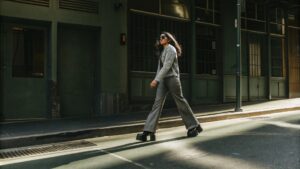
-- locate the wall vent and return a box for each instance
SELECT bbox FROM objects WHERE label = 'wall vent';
[59,0,99,14]
[5,0,49,7]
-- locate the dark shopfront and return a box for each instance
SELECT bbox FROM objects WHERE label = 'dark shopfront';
[127,0,300,105]
[0,0,299,121]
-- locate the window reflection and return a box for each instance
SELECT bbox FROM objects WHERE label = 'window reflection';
[269,8,285,35]
[271,37,285,77]
[288,8,300,27]
[195,0,220,24]
[12,27,45,78]
[128,0,189,19]
[161,0,189,19]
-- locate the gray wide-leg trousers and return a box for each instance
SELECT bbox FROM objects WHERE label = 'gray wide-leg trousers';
[144,77,200,133]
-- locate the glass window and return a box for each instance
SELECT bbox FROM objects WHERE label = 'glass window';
[243,1,266,32]
[269,8,284,24]
[129,13,190,73]
[271,37,285,77]
[195,0,220,24]
[129,13,157,72]
[214,0,220,11]
[248,35,264,77]
[12,27,45,78]
[270,23,285,34]
[128,0,190,19]
[257,3,265,20]
[246,1,256,19]
[288,8,300,27]
[246,20,265,32]
[196,25,218,75]
[196,9,214,23]
[128,0,159,13]
[159,18,190,73]
[269,8,285,35]
[195,0,207,8]
[161,0,190,19]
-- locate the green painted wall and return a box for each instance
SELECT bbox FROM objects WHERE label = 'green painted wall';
[221,0,237,76]
[0,0,128,118]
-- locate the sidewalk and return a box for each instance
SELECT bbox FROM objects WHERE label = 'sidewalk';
[1,98,300,149]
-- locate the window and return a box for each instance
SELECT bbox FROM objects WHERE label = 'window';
[128,0,159,13]
[129,14,157,72]
[129,13,190,73]
[194,0,220,75]
[161,0,190,19]
[271,37,285,77]
[195,0,220,24]
[160,18,190,73]
[128,0,189,19]
[269,8,285,35]
[241,1,266,32]
[246,33,266,77]
[288,8,300,27]
[249,40,262,77]
[12,27,45,78]
[196,25,218,75]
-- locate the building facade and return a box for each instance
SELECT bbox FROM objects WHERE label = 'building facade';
[0,0,299,121]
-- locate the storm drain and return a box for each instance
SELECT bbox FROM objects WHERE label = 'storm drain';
[248,116,271,120]
[0,140,96,159]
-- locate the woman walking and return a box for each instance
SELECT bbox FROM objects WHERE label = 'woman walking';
[136,32,203,142]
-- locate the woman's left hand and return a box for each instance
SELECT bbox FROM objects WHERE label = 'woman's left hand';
[150,80,158,88]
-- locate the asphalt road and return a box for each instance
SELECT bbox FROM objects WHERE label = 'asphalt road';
[1,110,299,169]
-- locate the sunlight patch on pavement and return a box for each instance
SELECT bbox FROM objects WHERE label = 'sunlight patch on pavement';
[52,147,151,169]
[158,139,266,169]
[1,111,299,168]
[262,121,300,130]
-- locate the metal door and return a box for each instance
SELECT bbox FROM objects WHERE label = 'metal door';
[1,23,48,120]
[58,24,98,117]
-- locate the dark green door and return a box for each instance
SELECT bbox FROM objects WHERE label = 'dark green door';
[58,25,98,118]
[1,23,48,120]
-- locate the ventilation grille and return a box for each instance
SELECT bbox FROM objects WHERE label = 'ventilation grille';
[5,0,49,7]
[0,140,96,159]
[59,0,99,14]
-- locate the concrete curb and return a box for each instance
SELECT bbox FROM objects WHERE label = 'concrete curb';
[1,107,300,149]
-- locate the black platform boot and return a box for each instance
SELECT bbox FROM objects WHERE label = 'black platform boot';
[136,131,156,142]
[187,125,203,137]
[196,125,203,133]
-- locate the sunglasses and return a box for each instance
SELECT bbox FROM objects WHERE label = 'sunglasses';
[160,35,167,40]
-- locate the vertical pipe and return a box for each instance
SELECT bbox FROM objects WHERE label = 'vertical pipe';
[189,0,196,103]
[235,0,242,112]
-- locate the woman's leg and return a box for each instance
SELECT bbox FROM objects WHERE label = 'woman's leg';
[166,77,200,130]
[143,80,169,133]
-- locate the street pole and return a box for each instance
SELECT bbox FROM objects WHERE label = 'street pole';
[235,0,243,112]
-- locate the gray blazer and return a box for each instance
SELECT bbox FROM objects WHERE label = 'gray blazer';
[154,44,180,82]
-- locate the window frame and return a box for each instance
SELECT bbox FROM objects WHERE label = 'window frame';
[128,11,191,73]
[10,24,48,78]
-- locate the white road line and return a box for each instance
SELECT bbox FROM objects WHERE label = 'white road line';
[96,148,151,169]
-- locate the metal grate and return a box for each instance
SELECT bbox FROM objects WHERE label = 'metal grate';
[59,0,99,14]
[5,0,50,7]
[0,140,96,159]
[248,116,271,120]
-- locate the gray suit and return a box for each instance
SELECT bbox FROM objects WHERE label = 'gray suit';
[144,44,200,132]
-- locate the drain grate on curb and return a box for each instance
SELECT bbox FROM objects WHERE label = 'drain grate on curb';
[248,116,271,120]
[0,140,96,159]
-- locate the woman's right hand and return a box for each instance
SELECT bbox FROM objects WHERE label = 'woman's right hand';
[150,80,158,89]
